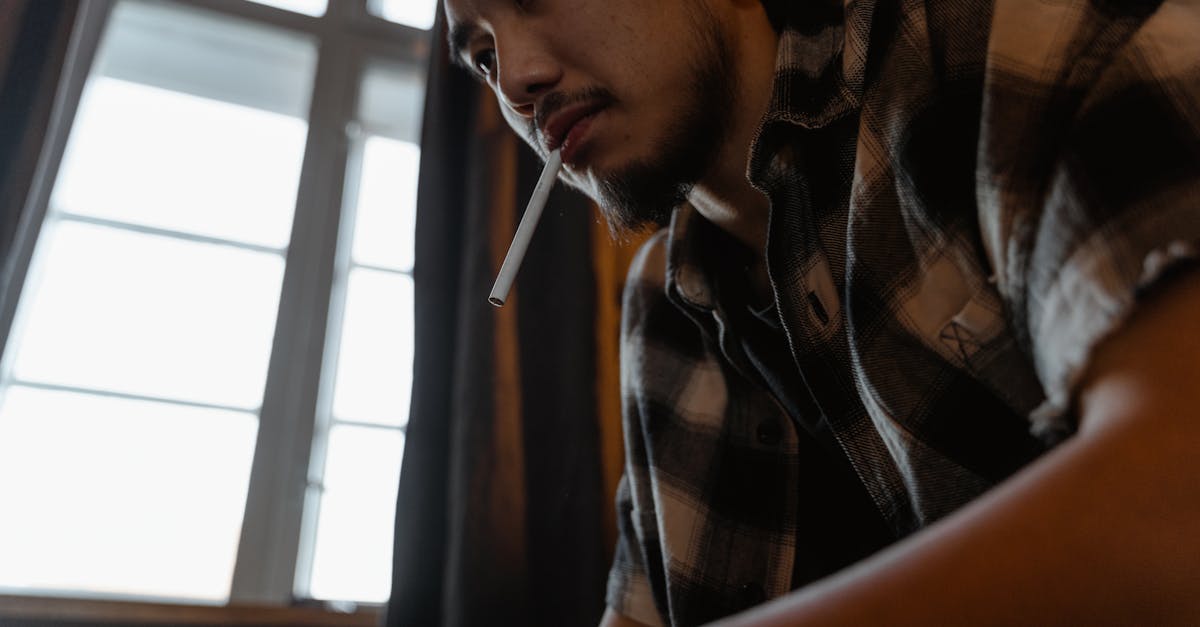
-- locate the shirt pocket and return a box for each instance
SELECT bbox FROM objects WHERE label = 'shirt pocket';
[898,250,1045,418]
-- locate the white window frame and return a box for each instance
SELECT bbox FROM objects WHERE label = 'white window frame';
[0,0,430,607]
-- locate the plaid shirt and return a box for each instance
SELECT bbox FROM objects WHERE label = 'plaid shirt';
[606,0,1200,625]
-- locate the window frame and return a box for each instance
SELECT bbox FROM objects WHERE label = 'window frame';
[0,0,431,609]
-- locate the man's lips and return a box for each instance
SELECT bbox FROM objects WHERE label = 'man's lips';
[541,100,609,156]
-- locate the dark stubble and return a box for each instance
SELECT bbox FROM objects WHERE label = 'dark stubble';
[525,7,739,238]
[596,8,739,237]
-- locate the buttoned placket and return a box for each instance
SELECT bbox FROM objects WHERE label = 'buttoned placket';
[669,255,801,601]
[751,129,917,534]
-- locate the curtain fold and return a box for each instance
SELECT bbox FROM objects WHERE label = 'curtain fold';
[387,8,636,626]
[0,0,78,270]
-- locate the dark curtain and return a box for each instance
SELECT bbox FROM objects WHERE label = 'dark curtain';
[386,8,635,627]
[0,0,78,271]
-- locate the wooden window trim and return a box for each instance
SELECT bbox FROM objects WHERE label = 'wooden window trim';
[0,594,382,626]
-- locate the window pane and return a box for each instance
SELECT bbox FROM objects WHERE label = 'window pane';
[98,0,317,119]
[0,386,258,602]
[358,62,425,144]
[11,221,284,409]
[308,425,404,602]
[351,138,419,271]
[331,270,413,427]
[53,77,307,249]
[244,0,327,16]
[374,0,438,30]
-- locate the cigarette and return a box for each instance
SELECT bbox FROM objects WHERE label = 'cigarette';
[488,149,563,307]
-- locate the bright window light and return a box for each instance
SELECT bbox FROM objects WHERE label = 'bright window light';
[331,270,414,427]
[307,425,405,602]
[0,387,258,601]
[376,0,438,30]
[358,62,425,144]
[351,138,419,271]
[244,0,327,16]
[11,221,285,409]
[53,77,307,250]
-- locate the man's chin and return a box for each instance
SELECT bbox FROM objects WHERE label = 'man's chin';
[554,160,678,239]
[593,165,690,239]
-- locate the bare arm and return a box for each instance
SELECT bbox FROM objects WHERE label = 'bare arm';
[712,271,1200,626]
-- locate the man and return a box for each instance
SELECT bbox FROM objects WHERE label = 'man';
[444,0,1200,624]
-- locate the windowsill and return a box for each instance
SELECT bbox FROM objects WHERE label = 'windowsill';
[0,594,383,626]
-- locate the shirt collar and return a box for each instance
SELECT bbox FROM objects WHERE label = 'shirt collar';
[748,1,875,182]
[665,7,876,311]
[664,205,757,313]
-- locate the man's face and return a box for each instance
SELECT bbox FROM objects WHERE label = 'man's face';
[444,0,739,235]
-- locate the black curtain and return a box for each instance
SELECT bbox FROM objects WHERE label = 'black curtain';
[386,7,612,626]
[0,0,78,271]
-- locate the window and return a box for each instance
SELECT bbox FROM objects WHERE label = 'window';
[247,0,328,16]
[0,0,434,609]
[300,61,423,604]
[373,0,438,30]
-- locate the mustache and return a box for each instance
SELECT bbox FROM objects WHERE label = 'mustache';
[527,86,617,149]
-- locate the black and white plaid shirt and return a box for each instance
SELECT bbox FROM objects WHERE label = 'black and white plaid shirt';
[606,0,1200,624]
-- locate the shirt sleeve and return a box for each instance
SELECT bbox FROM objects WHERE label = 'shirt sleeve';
[606,474,665,627]
[982,0,1200,439]
[605,232,670,627]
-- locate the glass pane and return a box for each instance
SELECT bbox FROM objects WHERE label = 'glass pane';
[97,0,317,119]
[358,61,426,144]
[375,0,438,30]
[0,386,258,602]
[308,425,405,602]
[11,221,284,410]
[331,270,413,427]
[53,77,307,250]
[244,0,327,16]
[351,137,419,271]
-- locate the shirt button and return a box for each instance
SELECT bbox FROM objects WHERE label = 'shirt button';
[756,420,782,446]
[738,582,767,610]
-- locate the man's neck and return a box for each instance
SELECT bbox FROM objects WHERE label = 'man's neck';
[688,6,780,305]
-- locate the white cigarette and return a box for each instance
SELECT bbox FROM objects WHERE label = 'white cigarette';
[489,149,563,307]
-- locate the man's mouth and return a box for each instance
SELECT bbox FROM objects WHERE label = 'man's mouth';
[540,100,610,165]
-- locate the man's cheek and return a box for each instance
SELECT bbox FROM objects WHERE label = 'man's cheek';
[497,106,539,152]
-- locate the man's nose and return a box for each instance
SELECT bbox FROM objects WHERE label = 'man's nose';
[495,38,561,117]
